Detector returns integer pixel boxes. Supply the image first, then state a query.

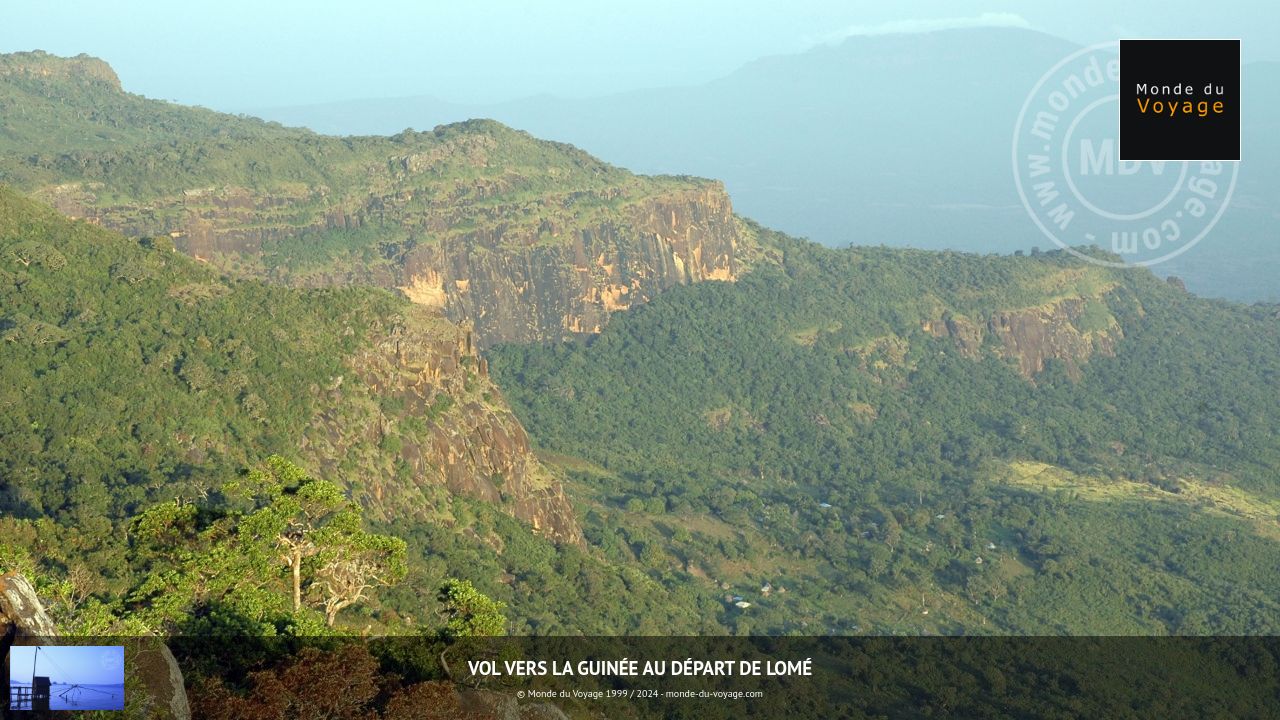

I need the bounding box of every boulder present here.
[0,573,56,636]
[131,641,191,720]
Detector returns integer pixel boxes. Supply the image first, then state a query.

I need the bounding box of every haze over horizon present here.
[3,8,1280,712]
[2,1,1277,111]
[2,4,1275,303]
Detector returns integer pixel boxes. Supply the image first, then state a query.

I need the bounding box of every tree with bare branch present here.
[311,519,407,627]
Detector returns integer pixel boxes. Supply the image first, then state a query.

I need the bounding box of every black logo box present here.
[1120,39,1241,161]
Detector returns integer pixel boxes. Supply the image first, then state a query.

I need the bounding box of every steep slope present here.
[491,227,1280,634]
[1,186,750,635]
[0,184,577,543]
[0,51,747,347]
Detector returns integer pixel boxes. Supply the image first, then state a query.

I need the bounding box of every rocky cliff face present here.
[0,51,121,89]
[924,295,1122,379]
[0,182,579,558]
[9,57,749,349]
[301,306,582,544]
[0,573,56,637]
[400,183,740,345]
[38,184,326,256]
[42,177,743,348]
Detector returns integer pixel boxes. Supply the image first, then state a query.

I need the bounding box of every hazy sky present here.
[2,1,1275,110]
[9,646,124,686]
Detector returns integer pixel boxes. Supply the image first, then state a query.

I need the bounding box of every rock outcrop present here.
[924,295,1122,379]
[43,177,743,348]
[0,50,121,89]
[401,183,740,345]
[130,644,192,720]
[0,573,55,637]
[986,298,1121,378]
[8,55,750,349]
[302,306,582,544]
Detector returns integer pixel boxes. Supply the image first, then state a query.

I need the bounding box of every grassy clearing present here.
[1003,461,1280,541]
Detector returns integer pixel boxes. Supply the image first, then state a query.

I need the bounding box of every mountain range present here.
[255,28,1280,304]
[1,49,1278,639]
[0,50,744,348]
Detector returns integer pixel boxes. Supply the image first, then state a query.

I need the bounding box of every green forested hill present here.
[490,226,1280,635]
[4,47,1280,640]
[0,50,631,198]
[0,51,746,348]
[0,186,726,635]
[0,184,398,520]
[3,174,1279,638]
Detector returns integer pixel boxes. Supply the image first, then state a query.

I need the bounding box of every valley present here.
[1,50,1278,645]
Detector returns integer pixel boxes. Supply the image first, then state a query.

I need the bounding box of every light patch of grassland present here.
[536,450,615,479]
[787,320,842,346]
[1004,461,1280,540]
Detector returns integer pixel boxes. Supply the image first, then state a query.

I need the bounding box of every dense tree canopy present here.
[491,227,1280,634]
